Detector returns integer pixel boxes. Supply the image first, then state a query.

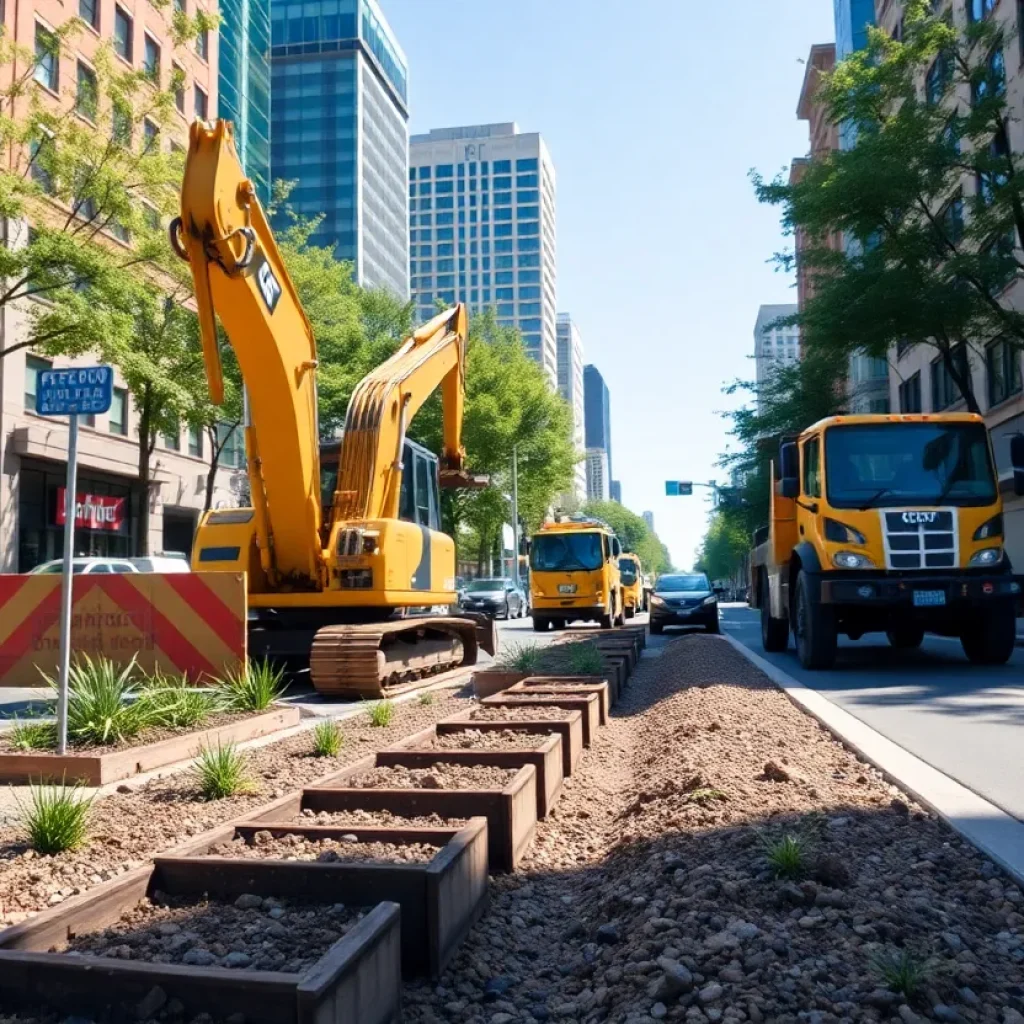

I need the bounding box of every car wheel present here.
[886,626,924,649]
[650,621,664,635]
[706,614,720,635]
[960,599,1016,665]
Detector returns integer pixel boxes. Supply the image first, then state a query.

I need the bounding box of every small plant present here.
[684,787,728,807]
[871,948,932,999]
[17,779,93,854]
[139,673,216,730]
[218,659,285,712]
[763,833,807,879]
[8,717,56,751]
[191,742,254,799]
[497,642,542,673]
[367,699,395,727]
[567,643,604,676]
[311,720,342,757]
[418,691,435,706]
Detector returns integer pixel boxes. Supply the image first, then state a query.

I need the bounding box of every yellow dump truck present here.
[750,413,1024,669]
[530,517,625,631]
[618,553,645,617]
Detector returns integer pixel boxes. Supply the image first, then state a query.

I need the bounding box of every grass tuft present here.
[367,699,395,727]
[217,659,285,712]
[139,673,217,730]
[567,643,604,676]
[418,691,435,706]
[311,720,343,757]
[191,742,254,799]
[497,642,542,673]
[763,833,807,879]
[8,717,56,751]
[17,779,93,854]
[871,948,932,998]
[684,787,728,806]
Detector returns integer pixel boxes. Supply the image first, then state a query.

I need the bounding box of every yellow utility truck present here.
[750,413,1024,669]
[530,517,625,631]
[618,552,645,617]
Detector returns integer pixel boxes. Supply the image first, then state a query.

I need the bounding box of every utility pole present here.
[511,446,520,586]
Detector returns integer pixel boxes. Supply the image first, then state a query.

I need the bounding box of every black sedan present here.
[459,578,527,619]
[649,573,720,635]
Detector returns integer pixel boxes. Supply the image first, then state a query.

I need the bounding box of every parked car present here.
[649,572,720,635]
[29,557,139,575]
[131,552,192,573]
[459,578,527,619]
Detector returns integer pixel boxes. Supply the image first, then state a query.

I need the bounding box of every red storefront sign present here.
[55,488,126,532]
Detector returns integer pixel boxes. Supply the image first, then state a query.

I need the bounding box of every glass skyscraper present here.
[584,364,612,484]
[269,0,409,297]
[218,0,272,205]
[408,123,558,386]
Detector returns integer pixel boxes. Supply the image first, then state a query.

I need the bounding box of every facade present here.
[0,0,243,570]
[270,0,409,297]
[877,0,1024,567]
[583,364,612,482]
[610,480,622,504]
[753,305,799,411]
[555,314,586,499]
[834,0,876,147]
[585,448,610,503]
[218,0,271,204]
[642,511,654,533]
[409,123,558,386]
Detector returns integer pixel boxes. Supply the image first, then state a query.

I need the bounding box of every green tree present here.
[753,1,1024,413]
[694,512,749,581]
[581,500,673,574]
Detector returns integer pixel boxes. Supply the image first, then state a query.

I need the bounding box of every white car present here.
[29,557,139,575]
[131,553,191,573]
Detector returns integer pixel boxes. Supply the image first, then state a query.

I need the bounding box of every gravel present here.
[430,729,550,750]
[345,763,518,790]
[207,829,441,864]
[0,688,474,924]
[60,892,361,972]
[401,634,1024,1023]
[469,706,575,722]
[296,808,469,829]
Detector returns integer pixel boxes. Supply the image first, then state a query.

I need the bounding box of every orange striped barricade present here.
[0,572,246,686]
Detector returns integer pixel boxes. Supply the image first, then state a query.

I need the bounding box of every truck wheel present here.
[625,605,635,620]
[760,576,789,653]
[886,626,924,649]
[794,571,837,669]
[600,613,614,630]
[960,600,1016,665]
[650,621,663,635]
[532,615,548,633]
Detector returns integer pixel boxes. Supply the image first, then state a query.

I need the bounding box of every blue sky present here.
[385,0,836,569]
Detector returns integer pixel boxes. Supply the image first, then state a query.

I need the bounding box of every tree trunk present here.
[136,384,154,557]
[204,424,221,512]
[943,345,982,415]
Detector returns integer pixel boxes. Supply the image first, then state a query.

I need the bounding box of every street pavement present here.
[717,602,1024,825]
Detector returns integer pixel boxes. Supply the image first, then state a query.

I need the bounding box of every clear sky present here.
[384,0,836,569]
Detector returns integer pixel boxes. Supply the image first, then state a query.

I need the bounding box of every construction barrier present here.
[0,572,246,686]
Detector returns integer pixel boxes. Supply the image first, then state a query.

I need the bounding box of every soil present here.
[60,892,360,973]
[207,829,440,864]
[295,808,470,829]
[0,688,474,923]
[430,728,550,750]
[401,635,1024,1024]
[345,763,519,790]
[468,705,575,722]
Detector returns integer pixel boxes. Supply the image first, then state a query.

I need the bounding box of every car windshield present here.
[466,579,504,592]
[617,557,638,584]
[825,423,997,508]
[531,532,604,572]
[657,575,710,593]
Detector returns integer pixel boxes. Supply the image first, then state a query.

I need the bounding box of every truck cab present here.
[618,552,645,617]
[750,413,1024,668]
[529,517,624,631]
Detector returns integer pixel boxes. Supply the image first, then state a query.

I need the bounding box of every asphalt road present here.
[717,602,1024,824]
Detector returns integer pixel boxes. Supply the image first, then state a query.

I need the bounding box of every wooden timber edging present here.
[379,724,565,819]
[0,707,303,786]
[479,692,601,748]
[471,668,528,699]
[513,677,612,724]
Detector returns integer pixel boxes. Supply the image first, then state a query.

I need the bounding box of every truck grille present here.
[881,510,957,570]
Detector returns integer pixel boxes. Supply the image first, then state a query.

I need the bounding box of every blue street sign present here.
[36,366,113,416]
[665,481,693,496]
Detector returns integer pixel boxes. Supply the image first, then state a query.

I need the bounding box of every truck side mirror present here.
[1011,435,1024,496]
[779,442,799,499]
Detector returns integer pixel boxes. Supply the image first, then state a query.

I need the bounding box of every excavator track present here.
[309,615,498,699]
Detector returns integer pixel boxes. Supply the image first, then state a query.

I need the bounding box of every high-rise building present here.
[642,511,655,533]
[556,314,586,499]
[583,365,612,482]
[610,480,622,504]
[409,123,558,386]
[585,449,610,502]
[270,0,409,296]
[219,0,271,204]
[753,305,799,411]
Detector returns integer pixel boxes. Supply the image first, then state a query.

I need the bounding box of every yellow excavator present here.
[169,120,495,697]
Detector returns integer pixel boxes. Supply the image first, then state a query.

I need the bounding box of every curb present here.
[721,632,1024,888]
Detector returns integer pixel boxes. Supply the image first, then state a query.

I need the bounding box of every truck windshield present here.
[825,423,997,508]
[531,533,604,572]
[618,557,638,584]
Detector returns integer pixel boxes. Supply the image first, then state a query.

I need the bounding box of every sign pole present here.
[55,413,79,756]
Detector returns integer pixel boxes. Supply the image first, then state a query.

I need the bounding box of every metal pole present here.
[512,446,519,587]
[56,414,79,756]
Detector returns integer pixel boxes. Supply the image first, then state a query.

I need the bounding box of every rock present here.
[812,854,852,888]
[703,930,739,952]
[651,1003,668,1020]
[340,833,359,843]
[234,893,263,910]
[135,985,167,1019]
[268,906,286,920]
[898,1006,926,1024]
[1002,1011,1024,1024]
[596,923,620,945]
[933,1006,964,1023]
[890,798,909,817]
[224,951,252,969]
[941,931,963,952]
[317,850,340,863]
[958,988,979,1007]
[182,948,217,966]
[698,983,723,1004]
[651,960,694,1000]
[561,919,585,940]
[797,916,820,929]
[116,784,132,794]
[490,1014,515,1024]
[761,761,790,783]
[484,977,515,1002]
[731,921,759,941]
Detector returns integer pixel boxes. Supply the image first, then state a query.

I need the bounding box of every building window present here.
[188,425,203,457]
[79,0,100,30]
[76,61,98,121]
[112,103,132,146]
[939,193,964,245]
[109,387,128,434]
[972,47,1006,105]
[969,0,996,20]
[931,345,969,411]
[143,35,160,82]
[143,118,159,152]
[217,422,244,468]
[30,135,55,192]
[926,51,951,105]
[899,372,922,413]
[162,422,180,450]
[174,0,186,11]
[24,355,52,410]
[194,85,207,120]
[436,164,453,178]
[196,28,209,62]
[114,7,132,62]
[173,65,185,112]
[516,158,538,172]
[34,25,59,91]
[986,337,1022,407]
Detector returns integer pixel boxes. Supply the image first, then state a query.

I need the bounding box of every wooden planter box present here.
[0,860,401,1024]
[305,755,538,873]
[379,725,564,819]
[435,708,583,779]
[158,816,488,979]
[480,692,601,748]
[514,677,612,724]
[0,707,302,786]
[471,668,528,699]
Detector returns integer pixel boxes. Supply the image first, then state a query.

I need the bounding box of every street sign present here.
[665,481,693,496]
[34,364,114,755]
[36,366,113,416]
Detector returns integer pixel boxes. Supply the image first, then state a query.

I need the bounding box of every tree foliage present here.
[753,0,1023,412]
[581,500,673,575]
[694,512,749,582]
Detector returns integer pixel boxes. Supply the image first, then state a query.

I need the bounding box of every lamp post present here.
[512,446,520,587]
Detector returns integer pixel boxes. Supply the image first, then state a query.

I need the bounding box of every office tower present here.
[753,305,800,412]
[642,511,655,532]
[610,480,621,504]
[585,449,610,502]
[583,364,612,483]
[556,314,586,499]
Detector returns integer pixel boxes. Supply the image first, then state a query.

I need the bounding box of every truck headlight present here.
[969,547,1002,567]
[824,518,866,545]
[833,551,876,569]
[973,514,1003,541]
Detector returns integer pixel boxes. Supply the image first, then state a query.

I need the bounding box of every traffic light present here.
[665,481,693,496]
